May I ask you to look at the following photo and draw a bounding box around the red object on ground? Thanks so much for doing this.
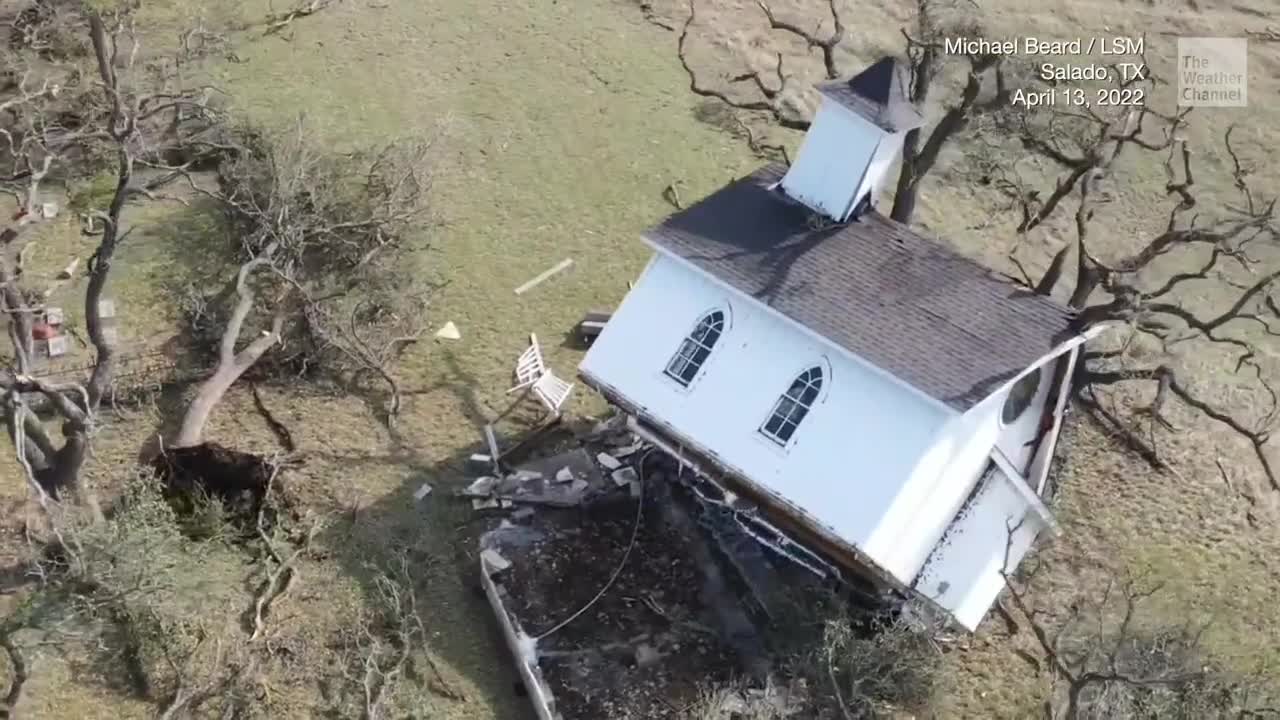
[31,323,55,340]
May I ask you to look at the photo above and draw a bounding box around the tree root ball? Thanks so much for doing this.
[151,442,276,518]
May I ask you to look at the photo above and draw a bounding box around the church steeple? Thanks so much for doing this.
[779,57,924,222]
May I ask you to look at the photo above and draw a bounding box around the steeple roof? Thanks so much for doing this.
[816,57,925,132]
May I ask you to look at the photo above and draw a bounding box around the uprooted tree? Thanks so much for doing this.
[170,120,437,452]
[668,0,1279,503]
[0,0,438,526]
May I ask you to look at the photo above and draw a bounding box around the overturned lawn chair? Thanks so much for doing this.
[509,333,546,393]
[508,333,575,415]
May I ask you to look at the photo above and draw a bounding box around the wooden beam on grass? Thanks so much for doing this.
[514,258,574,295]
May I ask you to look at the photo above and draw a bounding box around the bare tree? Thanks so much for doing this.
[303,283,430,427]
[169,120,437,448]
[0,3,217,516]
[979,80,1280,493]
[1000,543,1279,720]
[817,608,942,719]
[332,554,463,719]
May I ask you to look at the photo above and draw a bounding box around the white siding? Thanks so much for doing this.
[869,357,1060,582]
[853,129,907,215]
[911,467,1045,631]
[580,253,950,561]
[868,391,1002,581]
[780,100,885,221]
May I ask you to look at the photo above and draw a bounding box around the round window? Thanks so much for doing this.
[1001,367,1042,425]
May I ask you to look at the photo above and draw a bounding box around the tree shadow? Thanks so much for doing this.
[311,429,584,718]
[302,349,579,717]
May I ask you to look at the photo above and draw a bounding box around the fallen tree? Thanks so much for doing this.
[170,119,439,450]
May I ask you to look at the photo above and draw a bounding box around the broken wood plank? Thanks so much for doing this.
[484,424,501,473]
[495,415,564,467]
[514,258,574,295]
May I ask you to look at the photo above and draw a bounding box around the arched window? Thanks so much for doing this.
[1001,367,1042,426]
[664,310,726,386]
[760,366,823,445]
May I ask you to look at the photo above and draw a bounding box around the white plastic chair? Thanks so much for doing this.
[508,333,546,393]
[532,370,575,414]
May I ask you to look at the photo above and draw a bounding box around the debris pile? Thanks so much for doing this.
[458,447,607,509]
[463,414,837,719]
[466,417,778,718]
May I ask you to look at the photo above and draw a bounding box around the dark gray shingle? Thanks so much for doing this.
[644,165,1078,411]
[816,57,924,132]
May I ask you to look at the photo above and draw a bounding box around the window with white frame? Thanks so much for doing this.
[664,310,725,386]
[760,366,823,445]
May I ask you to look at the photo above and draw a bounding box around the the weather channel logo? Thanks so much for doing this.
[1178,37,1248,107]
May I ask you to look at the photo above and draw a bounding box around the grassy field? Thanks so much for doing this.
[3,0,1279,716]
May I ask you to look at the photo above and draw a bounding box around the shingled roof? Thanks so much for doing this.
[816,57,924,133]
[643,165,1078,411]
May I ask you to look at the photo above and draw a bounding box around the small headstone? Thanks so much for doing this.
[434,321,461,340]
[596,452,622,471]
[553,466,574,484]
[481,548,512,573]
[46,335,68,358]
[97,299,116,318]
[40,202,58,219]
[611,467,638,487]
[499,499,513,509]
[472,498,500,510]
[413,483,433,501]
[468,453,492,468]
[634,643,661,669]
[44,307,64,326]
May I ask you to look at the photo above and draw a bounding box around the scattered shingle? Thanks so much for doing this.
[612,467,638,487]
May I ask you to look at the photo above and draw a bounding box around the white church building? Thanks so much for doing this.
[577,58,1101,630]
